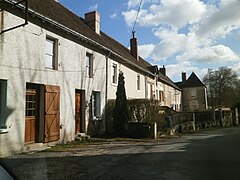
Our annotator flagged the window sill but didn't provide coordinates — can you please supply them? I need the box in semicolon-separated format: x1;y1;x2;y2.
111;82;117;87
0;129;8;134
45;67;58;71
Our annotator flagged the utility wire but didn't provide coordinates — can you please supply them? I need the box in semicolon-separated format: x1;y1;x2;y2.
132;0;143;33
127;0;143;47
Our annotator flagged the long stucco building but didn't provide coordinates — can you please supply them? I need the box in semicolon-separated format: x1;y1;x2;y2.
0;0;181;156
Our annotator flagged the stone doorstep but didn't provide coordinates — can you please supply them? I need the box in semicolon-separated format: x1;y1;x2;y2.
23;142;57;154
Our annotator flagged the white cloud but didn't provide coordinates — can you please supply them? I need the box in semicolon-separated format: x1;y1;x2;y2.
127;0;160;9
193;0;240;39
196;45;240;63
164;61;208;81
122;9;138;27
127;0;141;9
138;44;155;59
123;0;240;79
123;0;210;29
151;30;187;61
110;13;118;19
232;62;240;77
88;4;98;11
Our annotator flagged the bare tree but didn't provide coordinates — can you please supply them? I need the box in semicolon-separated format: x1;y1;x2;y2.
203;67;239;108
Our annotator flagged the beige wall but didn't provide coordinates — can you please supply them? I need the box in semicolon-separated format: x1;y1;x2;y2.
107;59;147;99
156;81;181;111
182;86;207;111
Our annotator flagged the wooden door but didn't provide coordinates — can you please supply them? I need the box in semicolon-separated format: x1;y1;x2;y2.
25;89;37;144
44;85;60;142
75;92;81;134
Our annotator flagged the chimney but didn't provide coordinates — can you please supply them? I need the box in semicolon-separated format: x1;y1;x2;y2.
84;11;100;35
182;72;186;82
130;31;139;61
159;65;166;76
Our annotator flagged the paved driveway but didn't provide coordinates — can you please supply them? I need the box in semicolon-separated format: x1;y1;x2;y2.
1;127;240;180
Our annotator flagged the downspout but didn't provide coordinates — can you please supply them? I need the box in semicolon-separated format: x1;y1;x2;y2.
105;50;112;134
0;0;28;34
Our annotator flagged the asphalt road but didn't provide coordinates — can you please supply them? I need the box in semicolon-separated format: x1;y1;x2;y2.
1;127;240;180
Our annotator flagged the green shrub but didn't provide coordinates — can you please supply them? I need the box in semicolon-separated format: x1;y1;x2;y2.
113;72;130;137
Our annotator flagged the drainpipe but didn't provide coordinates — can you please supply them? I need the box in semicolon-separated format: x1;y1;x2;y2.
1;0;28;34
105;50;112;133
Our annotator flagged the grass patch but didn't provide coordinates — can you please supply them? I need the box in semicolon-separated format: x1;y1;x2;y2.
44;138;110;152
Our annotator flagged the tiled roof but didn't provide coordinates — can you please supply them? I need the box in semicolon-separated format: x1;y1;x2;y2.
175;72;205;89
7;0;178;89
158;73;181;90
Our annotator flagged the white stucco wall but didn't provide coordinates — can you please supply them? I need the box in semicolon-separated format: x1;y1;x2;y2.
107;59;147;100
156;81;181;111
0;11;106;156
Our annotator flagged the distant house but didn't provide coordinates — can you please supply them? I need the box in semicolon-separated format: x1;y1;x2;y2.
0;0;181;156
148;65;181;111
175;72;208;112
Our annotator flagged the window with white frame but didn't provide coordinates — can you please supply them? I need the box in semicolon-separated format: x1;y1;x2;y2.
112;63;117;84
191;89;197;97
92;91;101;118
159;91;164;102
45;37;58;69
137;74;140;90
0;80;7;129
86;53;93;78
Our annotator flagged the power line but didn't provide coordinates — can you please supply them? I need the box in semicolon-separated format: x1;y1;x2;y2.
132;0;143;33
127;0;143;47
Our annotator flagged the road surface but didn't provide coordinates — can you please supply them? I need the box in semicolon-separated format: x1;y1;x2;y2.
1;127;240;180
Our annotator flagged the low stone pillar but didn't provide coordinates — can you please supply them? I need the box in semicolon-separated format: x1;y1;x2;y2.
192;113;196;131
150;123;157;139
235;108;239;125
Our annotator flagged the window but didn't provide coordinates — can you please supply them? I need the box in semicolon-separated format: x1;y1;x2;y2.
0;12;2;33
45;37;58;70
191;89;196;97
159;91;164;102
156;90;158;100
86;53;93;78
0;80;7;129
25;89;36;117
137;74;140;90
112;64;117;84
92;91;101;118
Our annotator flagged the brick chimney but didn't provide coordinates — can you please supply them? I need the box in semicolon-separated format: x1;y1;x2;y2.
130;31;139;61
85;11;100;35
159;65;166;76
182;72;186;82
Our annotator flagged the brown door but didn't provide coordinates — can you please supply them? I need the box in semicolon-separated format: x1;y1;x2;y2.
25;89;37;144
44;85;60;143
75;92;81;134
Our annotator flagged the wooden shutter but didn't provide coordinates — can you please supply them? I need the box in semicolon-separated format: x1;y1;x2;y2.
75;92;81;134
89;55;93;78
0;80;7;128
44;85;60;142
95;92;101;117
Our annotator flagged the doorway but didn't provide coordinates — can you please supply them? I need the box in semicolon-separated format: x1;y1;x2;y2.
75;90;85;134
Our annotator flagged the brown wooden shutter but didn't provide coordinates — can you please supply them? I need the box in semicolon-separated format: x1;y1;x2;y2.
44;85;60;142
75;92;81;134
89;55;93;78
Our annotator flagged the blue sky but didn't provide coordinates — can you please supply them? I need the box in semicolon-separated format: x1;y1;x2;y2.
59;0;240;81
